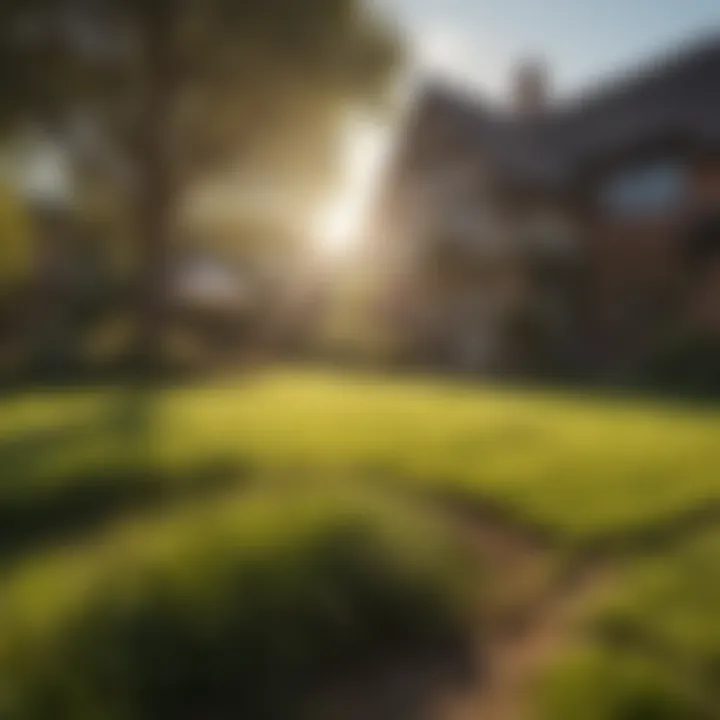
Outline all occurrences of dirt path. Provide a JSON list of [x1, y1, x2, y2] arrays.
[[428, 496, 614, 720], [436, 562, 612, 720], [314, 493, 720, 720], [314, 494, 611, 720]]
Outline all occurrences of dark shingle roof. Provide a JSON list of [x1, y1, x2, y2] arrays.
[[413, 33, 720, 189]]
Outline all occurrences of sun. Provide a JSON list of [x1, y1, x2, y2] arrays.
[[316, 197, 364, 255], [313, 116, 393, 256]]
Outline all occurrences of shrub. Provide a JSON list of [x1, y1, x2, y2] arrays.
[[535, 533, 720, 719], [0, 487, 474, 720], [644, 334, 720, 398], [535, 647, 703, 720]]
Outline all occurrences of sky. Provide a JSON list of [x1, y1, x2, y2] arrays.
[[388, 0, 720, 101]]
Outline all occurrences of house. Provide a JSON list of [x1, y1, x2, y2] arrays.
[[373, 34, 720, 380]]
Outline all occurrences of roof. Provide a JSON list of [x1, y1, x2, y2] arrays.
[[411, 32, 720, 190]]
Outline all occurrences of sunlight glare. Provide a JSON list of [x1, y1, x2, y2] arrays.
[[314, 116, 393, 256]]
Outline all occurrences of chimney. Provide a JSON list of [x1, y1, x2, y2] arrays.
[[512, 58, 550, 117]]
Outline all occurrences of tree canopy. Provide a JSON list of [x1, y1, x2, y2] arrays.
[[0, 0, 399, 196], [0, 0, 401, 365]]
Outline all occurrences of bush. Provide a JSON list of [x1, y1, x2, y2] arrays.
[[535, 533, 720, 719], [0, 487, 474, 720], [644, 334, 720, 398], [535, 647, 703, 720]]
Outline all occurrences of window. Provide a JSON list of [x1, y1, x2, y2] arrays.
[[601, 161, 686, 218]]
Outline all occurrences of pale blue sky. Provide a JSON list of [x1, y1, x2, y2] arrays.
[[385, 0, 720, 100]]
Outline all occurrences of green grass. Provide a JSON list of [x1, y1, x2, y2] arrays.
[[161, 371, 720, 543], [0, 485, 474, 720], [5, 369, 719, 545], [536, 531, 720, 719], [2, 368, 720, 718]]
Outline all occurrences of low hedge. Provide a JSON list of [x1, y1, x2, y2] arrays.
[[0, 487, 474, 720]]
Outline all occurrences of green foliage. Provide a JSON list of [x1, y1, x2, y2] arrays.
[[536, 532, 720, 718], [0, 0, 401, 366], [645, 333, 720, 397], [536, 647, 703, 720], [0, 183, 31, 292], [0, 0, 399, 188], [595, 532, 720, 668], [0, 487, 473, 720]]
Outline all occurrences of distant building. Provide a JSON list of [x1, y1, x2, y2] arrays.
[[374, 35, 720, 379]]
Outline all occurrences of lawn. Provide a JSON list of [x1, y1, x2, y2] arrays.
[[537, 530, 720, 719], [1, 368, 720, 718], [6, 369, 719, 544], [143, 370, 720, 543]]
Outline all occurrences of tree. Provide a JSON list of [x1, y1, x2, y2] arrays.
[[0, 183, 31, 293], [0, 0, 399, 370]]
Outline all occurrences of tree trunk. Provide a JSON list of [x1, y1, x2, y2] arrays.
[[134, 1, 177, 376], [135, 149, 173, 375]]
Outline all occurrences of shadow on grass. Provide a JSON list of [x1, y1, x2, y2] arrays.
[[0, 459, 250, 567], [0, 386, 251, 567], [580, 499, 720, 562], [0, 385, 152, 485]]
